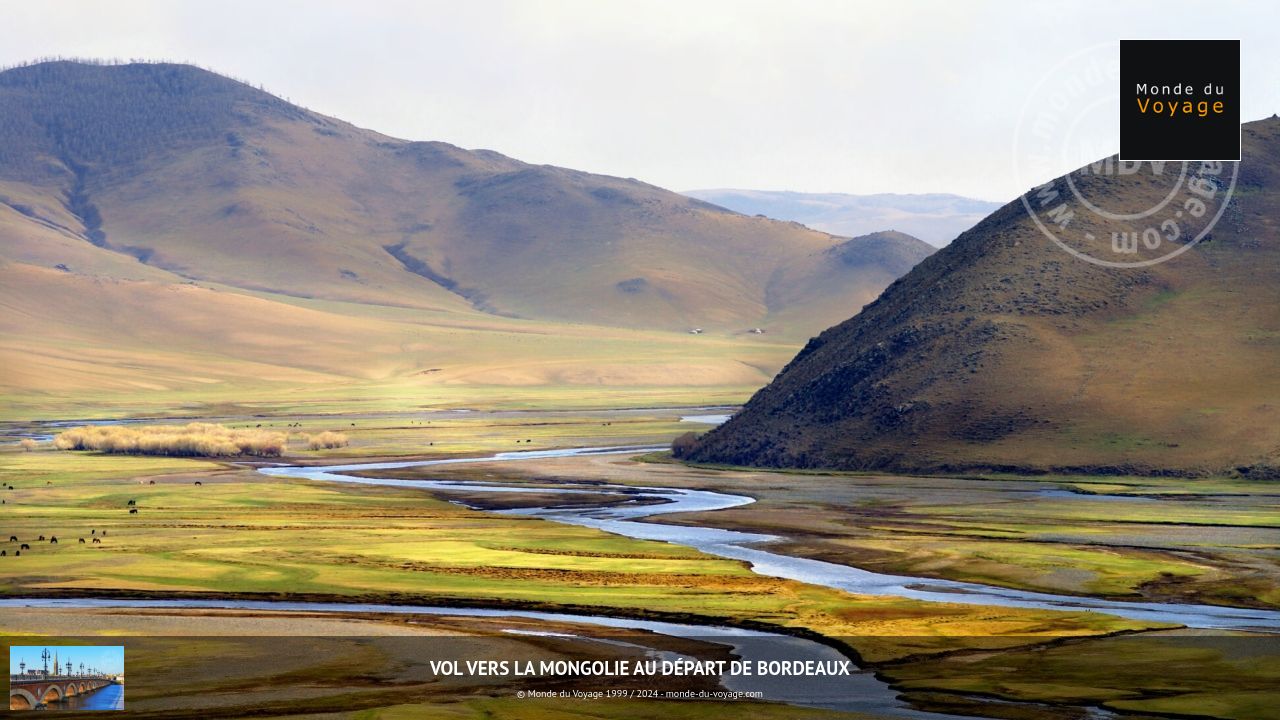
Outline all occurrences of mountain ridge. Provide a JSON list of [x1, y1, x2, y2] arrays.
[[683, 188, 1000, 247]]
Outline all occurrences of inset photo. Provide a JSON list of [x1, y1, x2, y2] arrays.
[[9, 646, 123, 711]]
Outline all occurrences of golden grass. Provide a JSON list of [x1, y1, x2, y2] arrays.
[[306, 431, 349, 450], [0, 262, 794, 419], [53, 423, 286, 457]]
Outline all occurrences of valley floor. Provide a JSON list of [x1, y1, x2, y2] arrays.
[[1, 406, 1277, 719]]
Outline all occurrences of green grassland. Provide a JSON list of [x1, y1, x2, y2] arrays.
[[487, 453, 1280, 611], [888, 631, 1280, 720], [0, 447, 1156, 665], [4, 414, 1278, 719]]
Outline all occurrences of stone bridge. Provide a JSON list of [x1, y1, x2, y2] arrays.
[[9, 675, 116, 710]]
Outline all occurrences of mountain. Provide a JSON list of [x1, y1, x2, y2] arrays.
[[686, 117, 1280, 477], [683, 189, 1000, 247], [762, 230, 934, 330], [0, 61, 931, 339]]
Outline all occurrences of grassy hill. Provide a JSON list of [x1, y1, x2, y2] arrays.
[[688, 118, 1280, 477], [0, 61, 933, 414], [0, 61, 930, 333]]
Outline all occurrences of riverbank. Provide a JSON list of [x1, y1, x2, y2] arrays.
[[426, 451, 1280, 612]]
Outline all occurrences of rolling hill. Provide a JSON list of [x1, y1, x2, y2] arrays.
[[0, 60, 933, 412], [0, 61, 930, 334], [683, 189, 1000, 247], [687, 117, 1280, 477]]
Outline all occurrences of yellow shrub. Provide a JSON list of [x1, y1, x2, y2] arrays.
[[307, 431, 349, 450], [54, 423, 287, 457]]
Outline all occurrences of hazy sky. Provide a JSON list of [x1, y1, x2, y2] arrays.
[[2, 1, 1277, 200]]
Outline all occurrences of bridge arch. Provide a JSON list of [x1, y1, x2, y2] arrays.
[[65, 683, 79, 697], [41, 684, 64, 704], [10, 688, 38, 711]]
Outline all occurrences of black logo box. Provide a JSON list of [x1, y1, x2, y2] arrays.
[[1120, 39, 1240, 161]]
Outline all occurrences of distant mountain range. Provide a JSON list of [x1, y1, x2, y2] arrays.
[[688, 118, 1280, 477], [0, 61, 933, 400], [683, 189, 1000, 247]]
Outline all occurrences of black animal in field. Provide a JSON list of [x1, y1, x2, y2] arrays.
[[92, 538, 101, 544], [127, 500, 136, 506], [49, 536, 57, 544], [8, 535, 16, 542], [79, 538, 86, 544], [20, 543, 30, 550], [129, 508, 138, 514]]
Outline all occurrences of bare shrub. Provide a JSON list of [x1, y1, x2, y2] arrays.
[[54, 423, 286, 457], [671, 431, 700, 459], [19, 438, 37, 452], [307, 431, 349, 450]]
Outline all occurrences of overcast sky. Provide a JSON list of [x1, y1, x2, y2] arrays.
[[2, 1, 1277, 200]]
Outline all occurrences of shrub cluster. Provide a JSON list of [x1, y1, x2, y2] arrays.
[[54, 423, 287, 457], [671, 431, 700, 458], [306, 431, 349, 450]]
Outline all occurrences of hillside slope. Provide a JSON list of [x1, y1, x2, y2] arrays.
[[0, 61, 930, 338], [688, 118, 1280, 476]]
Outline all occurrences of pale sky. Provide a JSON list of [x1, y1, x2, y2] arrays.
[[1, 0, 1277, 200]]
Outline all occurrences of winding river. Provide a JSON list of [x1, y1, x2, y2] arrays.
[[259, 445, 1280, 633], [9, 442, 1274, 718]]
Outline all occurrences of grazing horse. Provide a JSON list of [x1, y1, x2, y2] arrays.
[[50, 536, 57, 544], [127, 500, 136, 506], [194, 481, 203, 486], [129, 508, 138, 514], [8, 535, 16, 542], [37, 535, 45, 541], [79, 538, 86, 544], [20, 543, 30, 550], [1, 550, 6, 556], [91, 529, 96, 535], [148, 480, 155, 485], [92, 538, 101, 544]]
